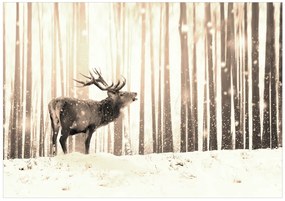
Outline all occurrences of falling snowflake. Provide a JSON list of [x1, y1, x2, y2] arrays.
[[181, 24, 189, 33], [82, 30, 88, 36], [140, 8, 146, 14], [207, 22, 212, 28]]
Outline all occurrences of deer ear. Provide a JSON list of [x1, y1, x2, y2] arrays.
[[107, 91, 116, 98]]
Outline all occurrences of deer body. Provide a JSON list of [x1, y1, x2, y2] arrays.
[[48, 69, 137, 155]]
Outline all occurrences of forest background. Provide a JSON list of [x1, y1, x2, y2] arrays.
[[2, 2, 282, 159]]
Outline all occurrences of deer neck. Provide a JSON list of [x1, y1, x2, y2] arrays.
[[99, 97, 122, 125]]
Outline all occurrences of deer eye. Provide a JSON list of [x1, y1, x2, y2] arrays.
[[120, 93, 124, 96]]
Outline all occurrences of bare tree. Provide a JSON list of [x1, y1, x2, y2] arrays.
[[203, 17, 209, 151], [149, 3, 157, 153], [263, 3, 277, 148], [38, 4, 45, 156], [205, 3, 217, 151], [113, 3, 123, 156], [3, 3, 7, 159], [179, 2, 190, 152], [16, 4, 26, 158], [54, 3, 65, 96], [24, 3, 33, 158], [163, 3, 173, 152], [68, 4, 76, 153], [108, 4, 114, 154], [139, 3, 146, 155], [17, 4, 26, 159], [191, 3, 198, 152], [10, 3, 20, 159], [269, 3, 278, 149], [203, 50, 209, 151], [244, 3, 249, 149], [232, 5, 241, 150], [157, 4, 163, 153], [221, 3, 233, 149], [75, 3, 89, 153], [277, 4, 282, 147], [251, 3, 261, 149]]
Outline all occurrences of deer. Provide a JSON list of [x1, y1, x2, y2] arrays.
[[48, 68, 137, 155]]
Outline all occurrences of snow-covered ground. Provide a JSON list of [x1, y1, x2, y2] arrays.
[[3, 149, 282, 197]]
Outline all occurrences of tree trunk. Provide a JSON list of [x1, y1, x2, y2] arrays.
[[113, 3, 123, 156], [75, 3, 89, 153], [232, 5, 241, 150], [191, 3, 198, 152], [10, 3, 21, 159], [49, 3, 57, 156], [205, 3, 217, 151], [17, 4, 26, 159], [3, 4, 6, 159], [125, 5, 133, 155], [157, 4, 163, 153], [17, 4, 25, 159], [277, 4, 282, 147], [149, 4, 157, 153], [244, 3, 249, 149], [269, 3, 278, 149], [263, 3, 276, 148], [108, 5, 114, 154], [221, 3, 233, 150], [163, 3, 173, 153], [68, 4, 76, 153], [251, 3, 261, 149], [179, 2, 189, 153], [203, 49, 208, 151], [38, 4, 45, 156], [54, 3, 65, 96], [24, 3, 32, 158], [139, 2, 146, 155]]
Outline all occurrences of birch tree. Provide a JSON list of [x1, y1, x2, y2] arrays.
[[113, 3, 123, 156], [38, 4, 45, 156], [157, 4, 163, 153], [10, 3, 20, 159], [191, 3, 198, 152], [149, 4, 157, 153], [244, 3, 249, 149], [205, 3, 217, 151], [3, 3, 7, 159], [277, 4, 282, 147], [221, 3, 233, 149], [139, 2, 146, 155], [75, 3, 89, 153], [179, 2, 189, 152], [251, 3, 261, 149], [163, 3, 173, 152]]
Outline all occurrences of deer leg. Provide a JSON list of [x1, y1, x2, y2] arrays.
[[85, 127, 95, 154], [59, 129, 69, 154], [50, 115, 60, 156], [52, 133, 58, 156]]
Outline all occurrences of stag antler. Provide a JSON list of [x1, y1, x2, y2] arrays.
[[74, 68, 126, 92]]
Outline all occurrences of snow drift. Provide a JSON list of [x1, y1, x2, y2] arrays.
[[3, 148, 282, 197]]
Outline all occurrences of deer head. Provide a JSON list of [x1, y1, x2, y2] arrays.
[[74, 68, 137, 107]]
